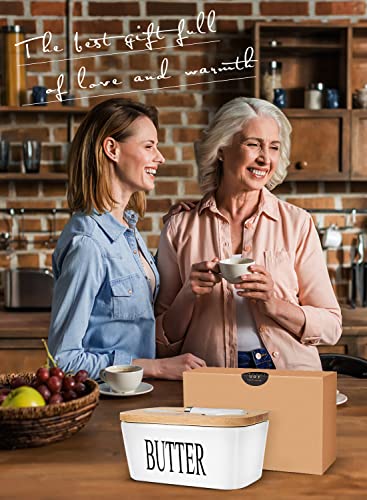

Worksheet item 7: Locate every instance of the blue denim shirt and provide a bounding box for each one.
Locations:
[48,210,160,380]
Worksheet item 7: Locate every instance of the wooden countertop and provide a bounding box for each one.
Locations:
[1,306,366,337]
[1,378,366,499]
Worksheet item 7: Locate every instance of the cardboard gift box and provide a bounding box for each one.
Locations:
[120,406,269,490]
[183,368,337,475]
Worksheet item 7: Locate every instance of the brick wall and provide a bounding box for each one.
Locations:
[1,0,367,303]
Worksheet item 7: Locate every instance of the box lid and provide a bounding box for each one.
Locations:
[184,367,335,379]
[120,406,268,427]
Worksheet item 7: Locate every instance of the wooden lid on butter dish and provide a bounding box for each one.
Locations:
[120,407,268,427]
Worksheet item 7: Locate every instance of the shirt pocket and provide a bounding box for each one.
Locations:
[110,274,147,320]
[264,250,299,298]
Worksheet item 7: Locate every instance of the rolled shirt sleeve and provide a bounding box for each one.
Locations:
[295,215,342,346]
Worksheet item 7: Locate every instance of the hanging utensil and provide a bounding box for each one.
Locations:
[5,208,16,258]
[363,261,367,307]
[362,233,367,307]
[351,234,365,308]
[18,207,27,249]
[357,233,364,307]
[350,243,357,309]
[45,209,57,248]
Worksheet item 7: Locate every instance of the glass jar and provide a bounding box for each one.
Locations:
[261,61,282,103]
[1,25,27,106]
[304,83,324,110]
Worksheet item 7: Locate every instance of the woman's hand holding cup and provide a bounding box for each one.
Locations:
[234,264,275,304]
[189,258,221,296]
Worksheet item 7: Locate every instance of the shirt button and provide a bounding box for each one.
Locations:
[245,223,253,229]
[272,351,279,358]
[128,289,132,294]
[224,242,229,247]
[133,250,137,254]
[255,352,262,360]
[259,325,266,334]
[244,245,251,252]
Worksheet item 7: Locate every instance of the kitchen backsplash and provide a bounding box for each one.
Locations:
[1,0,367,303]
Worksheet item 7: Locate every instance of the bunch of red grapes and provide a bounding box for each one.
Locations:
[34,367,89,404]
[2,367,90,405]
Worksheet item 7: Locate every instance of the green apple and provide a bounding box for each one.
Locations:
[2,386,46,408]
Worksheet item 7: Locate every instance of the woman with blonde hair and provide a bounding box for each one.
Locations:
[155,97,342,370]
[48,98,205,380]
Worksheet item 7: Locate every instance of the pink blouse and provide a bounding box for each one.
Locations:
[155,188,342,370]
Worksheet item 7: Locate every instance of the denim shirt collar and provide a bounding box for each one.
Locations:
[90,209,138,242]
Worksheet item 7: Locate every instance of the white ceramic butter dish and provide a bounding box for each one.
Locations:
[120,406,269,490]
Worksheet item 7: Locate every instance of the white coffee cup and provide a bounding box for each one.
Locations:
[99,365,143,393]
[219,256,255,284]
[322,225,342,249]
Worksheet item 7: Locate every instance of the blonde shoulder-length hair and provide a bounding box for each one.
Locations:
[196,97,292,194]
[67,98,159,218]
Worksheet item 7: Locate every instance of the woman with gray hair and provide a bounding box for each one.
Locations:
[155,97,342,370]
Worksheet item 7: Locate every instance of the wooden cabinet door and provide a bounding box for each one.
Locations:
[285,110,350,181]
[351,110,367,179]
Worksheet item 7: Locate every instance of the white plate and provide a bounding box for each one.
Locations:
[336,392,348,406]
[98,381,154,397]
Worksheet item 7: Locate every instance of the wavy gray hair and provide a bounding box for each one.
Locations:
[196,97,292,193]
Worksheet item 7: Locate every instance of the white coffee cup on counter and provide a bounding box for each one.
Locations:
[322,225,342,249]
[100,365,143,393]
[219,255,255,284]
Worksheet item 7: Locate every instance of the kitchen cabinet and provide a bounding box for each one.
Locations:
[252,22,367,180]
[286,109,350,181]
[350,110,367,179]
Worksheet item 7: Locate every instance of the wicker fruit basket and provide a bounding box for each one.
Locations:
[0,372,99,450]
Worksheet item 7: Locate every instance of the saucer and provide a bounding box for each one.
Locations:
[98,381,153,397]
[336,392,348,406]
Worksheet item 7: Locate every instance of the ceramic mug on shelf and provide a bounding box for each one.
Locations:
[22,140,41,173]
[32,86,47,106]
[322,225,342,249]
[326,88,339,109]
[273,88,287,108]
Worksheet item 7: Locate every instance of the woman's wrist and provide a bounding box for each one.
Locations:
[259,296,306,338]
[132,358,160,378]
[261,295,279,318]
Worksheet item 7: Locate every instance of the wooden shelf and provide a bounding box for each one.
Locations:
[0,173,67,181]
[261,44,343,53]
[0,105,87,114]
[283,108,348,116]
